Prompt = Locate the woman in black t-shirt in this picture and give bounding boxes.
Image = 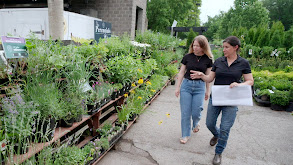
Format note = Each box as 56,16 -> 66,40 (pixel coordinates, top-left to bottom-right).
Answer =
190,36 -> 254,165
175,35 -> 213,144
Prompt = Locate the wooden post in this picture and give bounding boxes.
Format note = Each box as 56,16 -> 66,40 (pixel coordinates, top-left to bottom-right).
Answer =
92,111 -> 101,136
48,0 -> 64,40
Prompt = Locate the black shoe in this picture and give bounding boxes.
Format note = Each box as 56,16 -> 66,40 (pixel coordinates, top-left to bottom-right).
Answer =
213,154 -> 222,165
210,136 -> 218,146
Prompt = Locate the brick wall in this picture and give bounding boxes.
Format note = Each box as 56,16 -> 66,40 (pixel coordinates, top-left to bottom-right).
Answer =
131,0 -> 147,39
95,0 -> 133,38
69,0 -> 147,40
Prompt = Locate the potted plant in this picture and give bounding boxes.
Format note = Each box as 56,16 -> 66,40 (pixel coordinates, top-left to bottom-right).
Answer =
86,90 -> 97,114
256,89 -> 272,101
1,92 -> 40,154
270,90 -> 290,111
116,106 -> 130,130
53,145 -> 90,165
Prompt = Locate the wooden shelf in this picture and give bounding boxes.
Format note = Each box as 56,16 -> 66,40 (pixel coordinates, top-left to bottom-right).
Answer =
76,136 -> 93,148
100,113 -> 118,127
91,80 -> 170,165
100,106 -> 115,119
10,80 -> 167,164
75,113 -> 118,150
11,116 -> 91,164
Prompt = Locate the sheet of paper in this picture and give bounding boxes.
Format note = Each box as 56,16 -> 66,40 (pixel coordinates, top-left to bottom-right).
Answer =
211,85 -> 253,106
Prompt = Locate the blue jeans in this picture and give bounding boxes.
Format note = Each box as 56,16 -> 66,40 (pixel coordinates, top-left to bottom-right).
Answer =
180,78 -> 205,138
206,97 -> 238,154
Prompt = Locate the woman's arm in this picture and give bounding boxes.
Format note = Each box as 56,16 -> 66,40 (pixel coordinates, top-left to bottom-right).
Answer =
230,73 -> 254,88
175,65 -> 186,97
204,68 -> 212,100
190,70 -> 215,83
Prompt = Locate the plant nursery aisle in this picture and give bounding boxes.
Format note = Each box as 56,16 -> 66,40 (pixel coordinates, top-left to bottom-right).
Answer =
98,83 -> 293,165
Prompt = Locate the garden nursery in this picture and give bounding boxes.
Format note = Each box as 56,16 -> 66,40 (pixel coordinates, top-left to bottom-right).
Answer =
0,31 -> 182,164
0,27 -> 293,164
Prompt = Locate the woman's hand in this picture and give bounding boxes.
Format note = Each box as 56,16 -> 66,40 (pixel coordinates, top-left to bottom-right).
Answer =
205,92 -> 209,100
190,70 -> 204,79
175,88 -> 180,97
230,82 -> 239,88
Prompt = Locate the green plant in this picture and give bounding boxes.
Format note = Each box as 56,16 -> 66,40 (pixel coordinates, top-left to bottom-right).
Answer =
105,55 -> 137,84
270,90 -> 290,106
116,105 -> 130,124
186,28 -> 196,51
164,64 -> 179,79
92,80 -> 114,101
88,136 -> 110,152
96,121 -> 114,138
289,87 -> 293,102
256,89 -> 272,96
2,93 -> 40,141
53,145 -> 90,165
112,83 -> 123,92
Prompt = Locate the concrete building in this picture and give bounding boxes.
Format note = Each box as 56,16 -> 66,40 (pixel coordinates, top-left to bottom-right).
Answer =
0,0 -> 148,40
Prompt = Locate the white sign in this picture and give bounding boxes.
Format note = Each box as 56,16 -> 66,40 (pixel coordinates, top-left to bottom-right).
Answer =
171,20 -> 177,27
211,85 -> 253,106
249,49 -> 252,55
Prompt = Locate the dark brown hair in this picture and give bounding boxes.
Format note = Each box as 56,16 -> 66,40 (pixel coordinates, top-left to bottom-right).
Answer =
223,36 -> 241,54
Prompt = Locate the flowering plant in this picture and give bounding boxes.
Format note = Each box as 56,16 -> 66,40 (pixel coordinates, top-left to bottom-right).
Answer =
92,80 -> 113,101
85,137 -> 109,158
1,93 -> 40,142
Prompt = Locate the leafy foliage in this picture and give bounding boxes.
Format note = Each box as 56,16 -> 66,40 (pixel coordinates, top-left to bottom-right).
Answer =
262,0 -> 293,30
147,0 -> 201,33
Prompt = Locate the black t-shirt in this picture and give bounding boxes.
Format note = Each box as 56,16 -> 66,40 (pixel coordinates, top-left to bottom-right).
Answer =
181,53 -> 213,80
212,56 -> 251,85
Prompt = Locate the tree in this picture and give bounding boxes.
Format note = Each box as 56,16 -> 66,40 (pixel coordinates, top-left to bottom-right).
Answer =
147,0 -> 171,33
147,0 -> 201,34
269,21 -> 285,47
232,27 -> 248,46
255,27 -> 270,47
269,30 -> 283,48
262,0 -> 293,30
218,0 -> 269,39
203,12 -> 225,41
246,27 -> 256,45
186,28 -> 197,50
283,26 -> 293,49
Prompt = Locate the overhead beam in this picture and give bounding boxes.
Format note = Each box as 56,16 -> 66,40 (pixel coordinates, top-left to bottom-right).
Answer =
167,27 -> 208,34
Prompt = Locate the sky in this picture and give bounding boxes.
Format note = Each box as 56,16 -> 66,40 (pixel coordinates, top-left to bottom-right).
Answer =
199,0 -> 235,24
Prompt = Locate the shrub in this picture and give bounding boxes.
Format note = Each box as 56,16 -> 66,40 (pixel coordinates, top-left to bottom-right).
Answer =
269,30 -> 283,48
270,80 -> 292,91
288,47 -> 293,59
256,89 -> 272,97
186,28 -> 196,52
270,90 -> 290,106
283,27 -> 293,49
260,46 -> 274,58
276,48 -> 287,59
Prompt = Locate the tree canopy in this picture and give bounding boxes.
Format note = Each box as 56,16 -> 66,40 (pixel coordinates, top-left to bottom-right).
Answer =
147,0 -> 201,33
203,0 -> 270,40
219,0 -> 269,38
262,0 -> 293,30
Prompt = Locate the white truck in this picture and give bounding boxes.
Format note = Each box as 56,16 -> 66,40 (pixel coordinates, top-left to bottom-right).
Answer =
0,8 -> 102,40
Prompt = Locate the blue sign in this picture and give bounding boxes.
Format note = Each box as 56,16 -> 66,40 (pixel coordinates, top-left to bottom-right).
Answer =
94,20 -> 111,42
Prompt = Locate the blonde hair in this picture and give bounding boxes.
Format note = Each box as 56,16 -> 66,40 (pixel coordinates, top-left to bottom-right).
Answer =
188,35 -> 213,59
